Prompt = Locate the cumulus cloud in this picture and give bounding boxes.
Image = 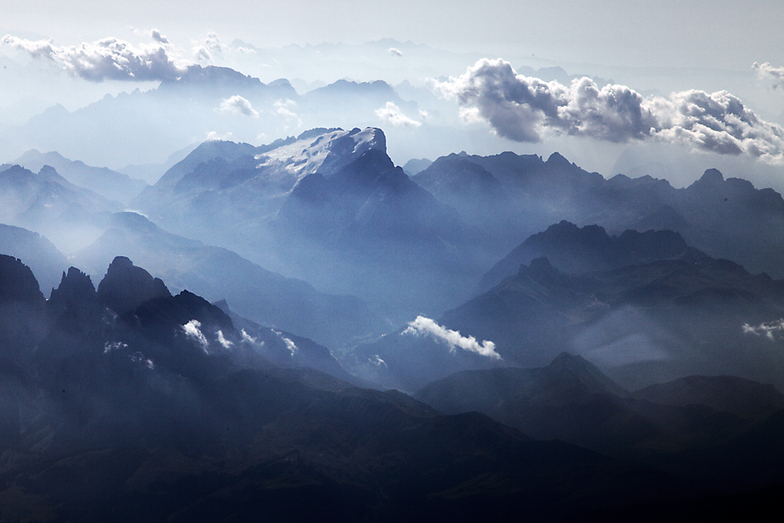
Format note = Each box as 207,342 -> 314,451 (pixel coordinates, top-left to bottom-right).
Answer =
376,101 -> 422,128
742,319 -> 784,340
150,29 -> 169,44
218,95 -> 259,117
435,58 -> 784,163
753,62 -> 784,90
1,34 -> 187,81
389,47 -> 403,57
182,319 -> 209,351
402,315 -> 501,359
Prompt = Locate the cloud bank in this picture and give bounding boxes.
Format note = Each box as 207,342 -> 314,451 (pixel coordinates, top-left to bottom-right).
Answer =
218,95 -> 259,117
436,58 -> 784,162
403,315 -> 501,359
376,102 -> 422,128
1,34 -> 187,81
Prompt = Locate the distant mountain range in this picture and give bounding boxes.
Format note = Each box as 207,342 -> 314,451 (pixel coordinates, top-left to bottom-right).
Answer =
415,152 -> 784,279
0,65 -> 427,170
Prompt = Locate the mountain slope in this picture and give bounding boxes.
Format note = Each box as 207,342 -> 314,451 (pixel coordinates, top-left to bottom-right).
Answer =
13,149 -> 148,204
478,220 -> 706,293
73,212 -> 385,348
0,254 -> 681,523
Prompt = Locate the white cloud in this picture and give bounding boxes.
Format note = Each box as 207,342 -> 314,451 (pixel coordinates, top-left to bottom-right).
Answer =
1,34 -> 187,82
182,319 -> 209,352
275,98 -> 298,117
216,330 -> 233,348
150,29 -> 169,44
376,101 -> 422,128
436,58 -> 784,163
742,319 -> 784,340
103,341 -> 128,353
389,47 -> 403,57
241,329 -> 257,344
273,330 -> 298,356
402,315 -> 501,359
191,32 -> 228,64
753,62 -> 784,90
218,95 -> 259,118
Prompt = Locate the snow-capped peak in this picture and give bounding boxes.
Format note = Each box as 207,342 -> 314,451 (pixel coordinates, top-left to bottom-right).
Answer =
255,127 -> 386,181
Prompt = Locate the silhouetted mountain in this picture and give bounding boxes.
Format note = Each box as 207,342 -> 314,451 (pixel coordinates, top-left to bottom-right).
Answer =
415,353 -> 759,460
0,255 -> 683,523
97,256 -> 171,316
13,149 -> 148,203
0,255 -> 46,363
632,375 -> 784,421
478,221 -> 705,293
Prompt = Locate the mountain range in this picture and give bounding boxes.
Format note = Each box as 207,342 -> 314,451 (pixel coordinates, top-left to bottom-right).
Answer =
4,126 -> 784,519
0,254 -> 696,522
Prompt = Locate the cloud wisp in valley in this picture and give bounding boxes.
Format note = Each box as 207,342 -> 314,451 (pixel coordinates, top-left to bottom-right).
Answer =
436,58 -> 784,163
403,315 -> 501,359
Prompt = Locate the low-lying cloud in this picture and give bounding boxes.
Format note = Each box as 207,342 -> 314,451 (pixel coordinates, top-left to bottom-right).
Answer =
436,58 -> 784,162
389,47 -> 403,57
1,34 -> 187,81
403,315 -> 501,359
218,95 -> 259,117
376,102 -> 422,128
274,330 -> 298,355
182,319 -> 209,351
742,319 -> 784,340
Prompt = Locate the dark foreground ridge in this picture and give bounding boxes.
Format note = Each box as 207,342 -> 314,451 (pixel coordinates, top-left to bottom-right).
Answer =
0,253 -> 696,522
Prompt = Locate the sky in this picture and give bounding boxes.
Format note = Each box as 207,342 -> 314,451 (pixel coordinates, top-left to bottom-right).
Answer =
2,0 -> 784,187
3,0 -> 783,69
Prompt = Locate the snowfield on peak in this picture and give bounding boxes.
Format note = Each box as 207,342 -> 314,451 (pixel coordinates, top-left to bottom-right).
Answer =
255,127 -> 386,180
